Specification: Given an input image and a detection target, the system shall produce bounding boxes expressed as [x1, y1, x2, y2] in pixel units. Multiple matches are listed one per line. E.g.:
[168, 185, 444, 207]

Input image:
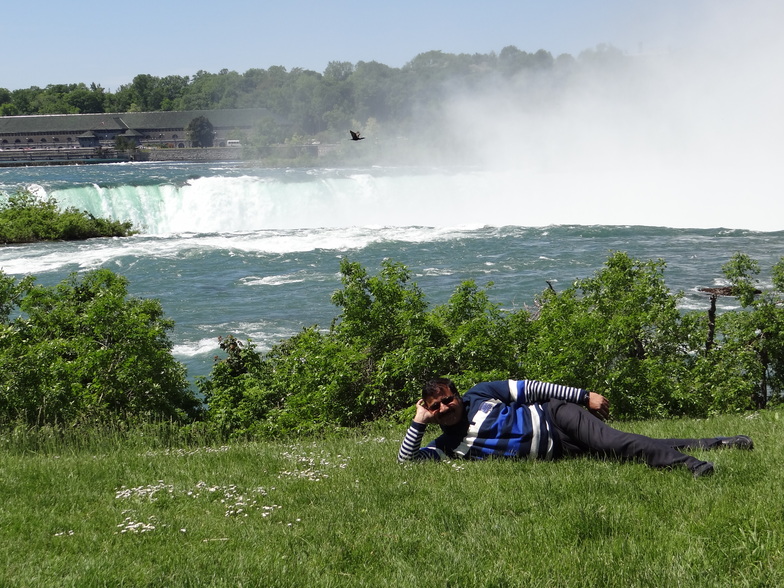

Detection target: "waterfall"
[4, 163, 781, 233]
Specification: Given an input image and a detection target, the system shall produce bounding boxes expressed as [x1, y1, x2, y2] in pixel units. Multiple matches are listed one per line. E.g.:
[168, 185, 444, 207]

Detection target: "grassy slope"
[1, 409, 781, 587]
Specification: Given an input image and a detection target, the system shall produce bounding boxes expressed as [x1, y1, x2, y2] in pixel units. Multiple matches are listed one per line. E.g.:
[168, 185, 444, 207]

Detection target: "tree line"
[0, 45, 627, 147]
[2, 249, 782, 435]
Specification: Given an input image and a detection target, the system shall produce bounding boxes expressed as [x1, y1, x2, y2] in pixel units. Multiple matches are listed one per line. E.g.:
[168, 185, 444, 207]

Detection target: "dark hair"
[423, 378, 458, 401]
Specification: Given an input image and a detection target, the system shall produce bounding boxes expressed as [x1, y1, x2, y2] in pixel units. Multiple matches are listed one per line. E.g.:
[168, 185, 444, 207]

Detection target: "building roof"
[0, 108, 273, 135]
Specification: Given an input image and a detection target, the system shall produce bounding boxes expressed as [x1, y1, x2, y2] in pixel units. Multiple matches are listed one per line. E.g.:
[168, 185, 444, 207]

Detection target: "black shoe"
[717, 435, 754, 450]
[692, 461, 715, 478]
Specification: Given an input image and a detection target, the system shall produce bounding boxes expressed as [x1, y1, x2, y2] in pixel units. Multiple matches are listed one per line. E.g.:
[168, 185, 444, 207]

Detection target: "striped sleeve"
[519, 379, 588, 405]
[397, 422, 446, 462]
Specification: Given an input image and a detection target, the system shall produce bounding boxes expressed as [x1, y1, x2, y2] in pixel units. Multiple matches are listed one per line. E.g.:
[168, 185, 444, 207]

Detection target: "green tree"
[0, 269, 199, 425]
[186, 115, 214, 147]
[351, 61, 401, 123]
[157, 75, 190, 110]
[425, 279, 535, 395]
[179, 70, 238, 110]
[521, 252, 692, 418]
[127, 74, 157, 111]
[0, 102, 20, 116]
[708, 253, 784, 409]
[64, 83, 106, 113]
[114, 134, 137, 153]
[324, 61, 355, 82]
[33, 84, 77, 114]
[199, 259, 532, 437]
[9, 87, 41, 114]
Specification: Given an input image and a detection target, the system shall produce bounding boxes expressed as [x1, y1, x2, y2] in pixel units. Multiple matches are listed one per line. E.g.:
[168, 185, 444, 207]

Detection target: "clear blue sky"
[2, 0, 714, 91]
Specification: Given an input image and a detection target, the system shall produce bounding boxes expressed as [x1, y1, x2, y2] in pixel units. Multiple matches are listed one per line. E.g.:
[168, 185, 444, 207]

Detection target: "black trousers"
[547, 399, 720, 470]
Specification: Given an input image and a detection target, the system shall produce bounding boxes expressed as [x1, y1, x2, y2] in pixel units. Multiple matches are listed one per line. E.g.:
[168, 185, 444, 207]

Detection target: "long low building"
[0, 108, 273, 150]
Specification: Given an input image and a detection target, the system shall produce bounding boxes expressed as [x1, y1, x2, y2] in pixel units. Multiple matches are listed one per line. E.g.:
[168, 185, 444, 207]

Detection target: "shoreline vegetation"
[1, 250, 783, 435]
[0, 188, 136, 244]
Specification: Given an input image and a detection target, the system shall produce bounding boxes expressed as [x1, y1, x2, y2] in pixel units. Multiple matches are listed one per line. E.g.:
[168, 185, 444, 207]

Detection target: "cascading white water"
[37, 166, 783, 234]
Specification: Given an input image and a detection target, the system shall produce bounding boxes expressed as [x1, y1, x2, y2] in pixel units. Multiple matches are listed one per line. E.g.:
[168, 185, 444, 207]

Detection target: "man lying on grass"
[397, 378, 754, 478]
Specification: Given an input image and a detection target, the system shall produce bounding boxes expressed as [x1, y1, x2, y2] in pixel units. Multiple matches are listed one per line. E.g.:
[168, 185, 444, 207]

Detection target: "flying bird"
[349, 130, 364, 141]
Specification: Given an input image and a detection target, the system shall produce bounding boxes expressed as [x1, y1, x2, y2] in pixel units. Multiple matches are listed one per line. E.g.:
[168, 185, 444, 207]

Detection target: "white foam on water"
[239, 274, 309, 287]
[172, 338, 219, 358]
[421, 267, 454, 277]
[0, 223, 484, 276]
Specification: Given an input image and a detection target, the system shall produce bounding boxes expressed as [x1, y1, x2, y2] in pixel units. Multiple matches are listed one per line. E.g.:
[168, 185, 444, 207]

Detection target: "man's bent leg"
[547, 400, 708, 471]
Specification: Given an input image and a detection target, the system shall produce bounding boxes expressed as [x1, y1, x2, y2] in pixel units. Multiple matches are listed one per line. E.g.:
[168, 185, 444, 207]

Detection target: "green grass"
[1, 410, 782, 587]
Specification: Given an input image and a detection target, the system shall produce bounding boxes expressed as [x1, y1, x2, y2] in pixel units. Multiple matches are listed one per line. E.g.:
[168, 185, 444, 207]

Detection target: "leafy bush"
[707, 253, 784, 409]
[0, 189, 135, 243]
[4, 251, 776, 435]
[0, 269, 199, 426]
[521, 252, 694, 418]
[199, 258, 525, 436]
[200, 252, 784, 436]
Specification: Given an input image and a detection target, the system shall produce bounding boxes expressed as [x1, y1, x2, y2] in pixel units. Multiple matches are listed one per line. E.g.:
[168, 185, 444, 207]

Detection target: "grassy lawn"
[1, 409, 782, 587]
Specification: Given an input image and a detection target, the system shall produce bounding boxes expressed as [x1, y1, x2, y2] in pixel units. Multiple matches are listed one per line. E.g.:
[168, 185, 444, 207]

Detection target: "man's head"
[422, 378, 464, 427]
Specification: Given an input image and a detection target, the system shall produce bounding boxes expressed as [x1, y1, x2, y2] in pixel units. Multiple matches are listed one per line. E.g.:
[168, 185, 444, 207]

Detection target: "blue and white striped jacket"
[397, 379, 588, 462]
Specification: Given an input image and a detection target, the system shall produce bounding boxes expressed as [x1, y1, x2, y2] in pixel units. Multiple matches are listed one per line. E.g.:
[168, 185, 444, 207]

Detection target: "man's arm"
[397, 400, 446, 462]
[520, 379, 587, 404]
[523, 380, 610, 420]
[474, 380, 610, 421]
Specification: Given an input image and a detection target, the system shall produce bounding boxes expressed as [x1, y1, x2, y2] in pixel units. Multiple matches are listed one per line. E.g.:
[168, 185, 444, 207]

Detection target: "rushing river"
[1, 161, 782, 385]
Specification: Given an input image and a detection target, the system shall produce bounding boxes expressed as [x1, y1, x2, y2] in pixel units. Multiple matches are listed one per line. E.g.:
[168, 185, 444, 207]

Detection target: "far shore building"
[0, 108, 273, 150]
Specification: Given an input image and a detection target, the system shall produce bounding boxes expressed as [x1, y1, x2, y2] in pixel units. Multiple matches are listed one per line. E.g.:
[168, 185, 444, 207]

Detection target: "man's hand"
[587, 392, 610, 421]
[413, 399, 438, 424]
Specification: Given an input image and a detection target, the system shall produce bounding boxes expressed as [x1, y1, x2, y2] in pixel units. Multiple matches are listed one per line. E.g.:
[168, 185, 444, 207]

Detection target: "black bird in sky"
[349, 130, 364, 141]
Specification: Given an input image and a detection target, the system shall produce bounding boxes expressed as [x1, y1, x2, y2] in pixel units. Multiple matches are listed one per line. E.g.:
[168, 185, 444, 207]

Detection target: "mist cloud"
[430, 2, 784, 230]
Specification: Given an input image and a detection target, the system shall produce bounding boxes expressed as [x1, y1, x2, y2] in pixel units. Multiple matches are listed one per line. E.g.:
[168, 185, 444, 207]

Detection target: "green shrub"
[520, 252, 694, 418]
[0, 189, 135, 243]
[200, 259, 541, 436]
[0, 269, 199, 425]
[200, 252, 784, 435]
[706, 253, 784, 409]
